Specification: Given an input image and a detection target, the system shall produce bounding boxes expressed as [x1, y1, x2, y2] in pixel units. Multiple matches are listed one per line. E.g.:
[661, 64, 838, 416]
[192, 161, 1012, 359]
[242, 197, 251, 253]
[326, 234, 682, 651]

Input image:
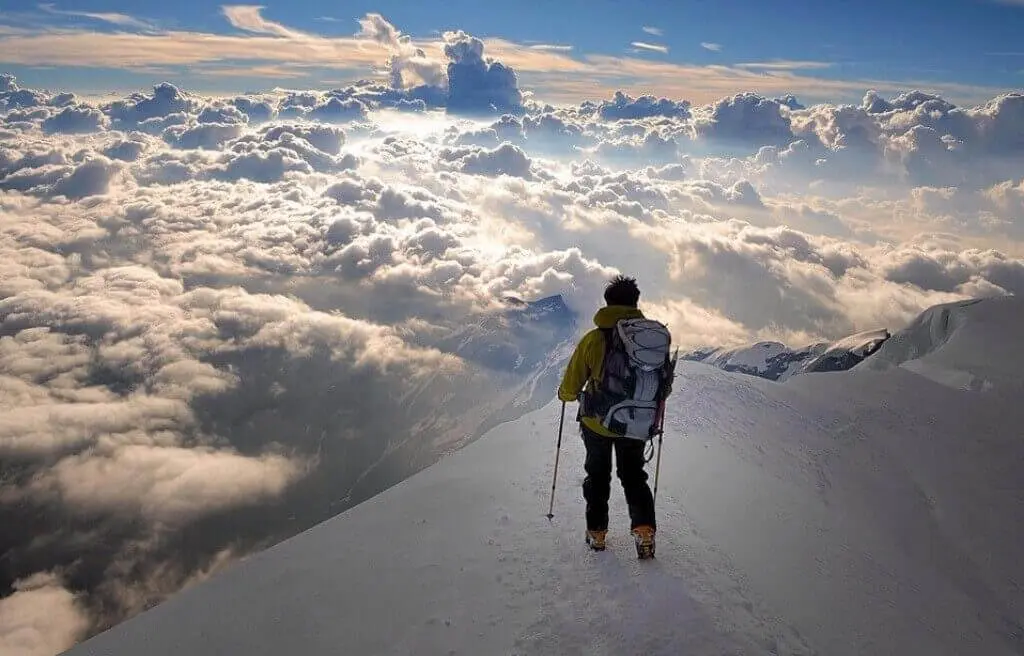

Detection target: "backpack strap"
[598, 324, 631, 390]
[598, 326, 614, 368]
[581, 325, 622, 419]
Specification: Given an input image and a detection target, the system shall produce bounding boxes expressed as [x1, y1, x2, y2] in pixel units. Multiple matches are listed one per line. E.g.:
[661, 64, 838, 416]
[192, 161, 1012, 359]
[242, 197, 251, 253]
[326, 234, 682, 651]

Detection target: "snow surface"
[65, 297, 1024, 656]
[854, 296, 1021, 393]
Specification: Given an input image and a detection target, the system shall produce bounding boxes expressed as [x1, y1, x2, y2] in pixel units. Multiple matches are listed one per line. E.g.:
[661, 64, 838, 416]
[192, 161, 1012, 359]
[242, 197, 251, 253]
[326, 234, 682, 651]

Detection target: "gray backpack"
[583, 317, 673, 439]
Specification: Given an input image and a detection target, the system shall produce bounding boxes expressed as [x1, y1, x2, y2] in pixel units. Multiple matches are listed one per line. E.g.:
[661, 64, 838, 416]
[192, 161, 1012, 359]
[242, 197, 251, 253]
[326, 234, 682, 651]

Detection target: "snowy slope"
[64, 296, 1024, 656]
[853, 296, 1022, 393]
[800, 328, 890, 374]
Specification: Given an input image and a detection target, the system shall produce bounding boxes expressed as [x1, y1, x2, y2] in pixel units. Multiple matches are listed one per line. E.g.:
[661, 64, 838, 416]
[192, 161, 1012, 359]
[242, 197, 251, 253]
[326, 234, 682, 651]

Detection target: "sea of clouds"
[2, 12, 1024, 655]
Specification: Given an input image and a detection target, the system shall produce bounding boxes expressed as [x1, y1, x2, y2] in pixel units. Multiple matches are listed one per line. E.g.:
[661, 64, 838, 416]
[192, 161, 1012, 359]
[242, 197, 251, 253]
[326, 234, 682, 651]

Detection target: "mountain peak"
[528, 294, 569, 312]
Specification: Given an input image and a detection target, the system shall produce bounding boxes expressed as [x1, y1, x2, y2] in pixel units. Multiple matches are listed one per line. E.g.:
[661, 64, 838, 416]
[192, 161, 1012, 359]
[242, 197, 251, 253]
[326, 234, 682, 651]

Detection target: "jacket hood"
[592, 305, 645, 329]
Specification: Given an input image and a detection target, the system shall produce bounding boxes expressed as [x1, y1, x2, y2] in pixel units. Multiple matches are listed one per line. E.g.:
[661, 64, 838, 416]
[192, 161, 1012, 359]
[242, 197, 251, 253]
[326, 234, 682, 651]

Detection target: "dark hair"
[604, 275, 640, 307]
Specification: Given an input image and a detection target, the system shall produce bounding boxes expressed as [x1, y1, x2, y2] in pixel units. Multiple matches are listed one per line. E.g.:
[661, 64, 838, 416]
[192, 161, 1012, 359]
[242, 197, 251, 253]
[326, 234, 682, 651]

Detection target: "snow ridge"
[854, 296, 1023, 393]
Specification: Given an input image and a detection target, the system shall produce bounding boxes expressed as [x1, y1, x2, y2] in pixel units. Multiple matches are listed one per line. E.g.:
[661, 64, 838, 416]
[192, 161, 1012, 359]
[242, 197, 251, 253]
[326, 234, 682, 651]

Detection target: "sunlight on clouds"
[643, 297, 750, 349]
[2, 11, 1024, 653]
[221, 5, 309, 38]
[0, 572, 89, 656]
[366, 108, 466, 140]
[32, 444, 307, 525]
[0, 7, 1006, 105]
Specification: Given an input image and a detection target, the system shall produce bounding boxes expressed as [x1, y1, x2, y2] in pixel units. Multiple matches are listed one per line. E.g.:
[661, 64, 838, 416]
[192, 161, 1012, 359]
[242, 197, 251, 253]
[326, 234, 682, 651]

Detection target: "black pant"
[581, 424, 656, 532]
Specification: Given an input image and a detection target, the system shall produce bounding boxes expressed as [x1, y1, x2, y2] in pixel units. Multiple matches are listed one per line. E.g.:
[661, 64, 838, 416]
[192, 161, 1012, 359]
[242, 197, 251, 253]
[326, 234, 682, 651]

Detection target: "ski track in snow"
[65, 297, 1024, 656]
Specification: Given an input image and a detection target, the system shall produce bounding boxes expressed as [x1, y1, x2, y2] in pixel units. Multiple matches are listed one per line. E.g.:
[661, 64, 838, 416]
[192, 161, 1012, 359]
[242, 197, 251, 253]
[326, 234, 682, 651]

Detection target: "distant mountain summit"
[507, 294, 574, 330]
[499, 293, 570, 315]
[440, 294, 576, 373]
[683, 328, 891, 382]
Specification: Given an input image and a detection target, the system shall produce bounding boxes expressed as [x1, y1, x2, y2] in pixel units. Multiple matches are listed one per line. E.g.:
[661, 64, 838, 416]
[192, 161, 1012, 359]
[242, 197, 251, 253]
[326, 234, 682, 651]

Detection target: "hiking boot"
[585, 529, 607, 551]
[632, 525, 655, 559]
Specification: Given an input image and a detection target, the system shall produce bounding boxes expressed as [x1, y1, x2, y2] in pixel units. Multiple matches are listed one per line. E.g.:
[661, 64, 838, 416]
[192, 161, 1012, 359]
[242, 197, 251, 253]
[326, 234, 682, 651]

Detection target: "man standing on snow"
[557, 275, 672, 559]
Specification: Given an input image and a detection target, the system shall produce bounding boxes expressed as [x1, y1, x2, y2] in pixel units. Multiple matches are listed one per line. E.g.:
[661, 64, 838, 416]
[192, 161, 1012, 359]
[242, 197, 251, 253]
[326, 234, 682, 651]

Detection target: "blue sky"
[1, 0, 1022, 105]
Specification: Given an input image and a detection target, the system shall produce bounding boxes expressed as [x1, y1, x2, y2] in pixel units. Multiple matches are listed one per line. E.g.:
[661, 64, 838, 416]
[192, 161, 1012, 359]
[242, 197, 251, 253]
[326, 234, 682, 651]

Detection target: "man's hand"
[557, 337, 591, 404]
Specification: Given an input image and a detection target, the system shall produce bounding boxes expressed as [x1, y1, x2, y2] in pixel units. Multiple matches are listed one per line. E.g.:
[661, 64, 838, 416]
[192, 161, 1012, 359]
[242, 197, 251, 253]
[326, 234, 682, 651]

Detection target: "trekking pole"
[652, 401, 666, 503]
[546, 401, 567, 520]
[653, 348, 678, 504]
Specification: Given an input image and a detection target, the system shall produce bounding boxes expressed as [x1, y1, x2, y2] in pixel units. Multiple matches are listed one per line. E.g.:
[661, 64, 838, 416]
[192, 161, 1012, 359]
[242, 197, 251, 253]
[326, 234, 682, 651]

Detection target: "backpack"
[582, 317, 674, 440]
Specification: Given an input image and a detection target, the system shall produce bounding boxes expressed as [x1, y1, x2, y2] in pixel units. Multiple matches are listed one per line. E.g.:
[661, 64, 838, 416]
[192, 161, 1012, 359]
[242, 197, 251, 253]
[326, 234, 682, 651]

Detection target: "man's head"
[604, 275, 640, 307]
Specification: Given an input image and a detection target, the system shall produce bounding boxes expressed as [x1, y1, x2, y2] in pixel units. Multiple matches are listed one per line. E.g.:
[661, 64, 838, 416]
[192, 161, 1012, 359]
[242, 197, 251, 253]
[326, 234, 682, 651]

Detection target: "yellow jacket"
[557, 305, 647, 437]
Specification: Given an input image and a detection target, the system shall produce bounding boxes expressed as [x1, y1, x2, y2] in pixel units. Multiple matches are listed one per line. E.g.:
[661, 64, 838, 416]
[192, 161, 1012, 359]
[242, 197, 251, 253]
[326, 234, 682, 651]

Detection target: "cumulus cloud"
[357, 19, 515, 118]
[347, 14, 530, 115]
[693, 92, 795, 146]
[232, 96, 277, 122]
[0, 155, 120, 200]
[0, 573, 89, 656]
[164, 122, 245, 149]
[32, 445, 305, 525]
[658, 221, 987, 337]
[591, 129, 681, 167]
[103, 136, 150, 162]
[701, 42, 723, 52]
[357, 12, 445, 90]
[645, 297, 749, 349]
[596, 91, 691, 121]
[105, 83, 198, 130]
[879, 246, 1024, 295]
[443, 30, 525, 115]
[197, 104, 248, 125]
[41, 105, 106, 134]
[440, 142, 535, 178]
